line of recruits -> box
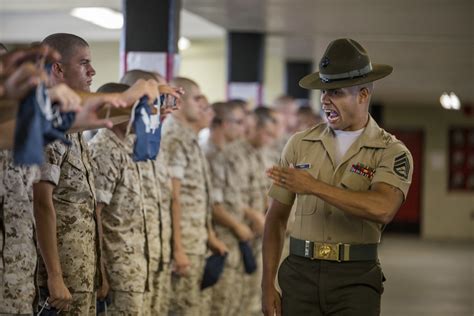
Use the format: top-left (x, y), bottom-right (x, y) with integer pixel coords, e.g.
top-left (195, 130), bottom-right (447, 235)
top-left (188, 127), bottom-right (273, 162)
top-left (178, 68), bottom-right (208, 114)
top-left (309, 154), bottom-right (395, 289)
top-left (0, 33), bottom-right (320, 315)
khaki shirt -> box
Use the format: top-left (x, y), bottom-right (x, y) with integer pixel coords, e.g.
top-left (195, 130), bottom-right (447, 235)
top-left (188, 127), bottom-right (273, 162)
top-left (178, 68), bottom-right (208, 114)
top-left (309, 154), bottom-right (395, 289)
top-left (0, 150), bottom-right (39, 314)
top-left (268, 116), bottom-right (413, 244)
top-left (89, 129), bottom-right (149, 292)
top-left (161, 117), bottom-right (211, 256)
top-left (38, 133), bottom-right (99, 292)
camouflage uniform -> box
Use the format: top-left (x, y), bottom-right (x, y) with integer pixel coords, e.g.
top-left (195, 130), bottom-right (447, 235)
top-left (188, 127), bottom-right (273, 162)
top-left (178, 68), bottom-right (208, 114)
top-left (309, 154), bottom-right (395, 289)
top-left (161, 117), bottom-right (212, 316)
top-left (203, 140), bottom-right (247, 316)
top-left (153, 154), bottom-right (173, 315)
top-left (0, 150), bottom-right (39, 315)
top-left (127, 134), bottom-right (163, 316)
top-left (37, 133), bottom-right (99, 315)
top-left (224, 139), bottom-right (268, 316)
top-left (88, 129), bottom-right (149, 315)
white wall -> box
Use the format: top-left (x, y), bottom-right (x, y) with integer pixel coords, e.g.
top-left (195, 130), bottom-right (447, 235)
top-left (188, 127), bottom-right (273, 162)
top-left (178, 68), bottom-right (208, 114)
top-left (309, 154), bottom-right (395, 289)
top-left (89, 41), bottom-right (121, 91)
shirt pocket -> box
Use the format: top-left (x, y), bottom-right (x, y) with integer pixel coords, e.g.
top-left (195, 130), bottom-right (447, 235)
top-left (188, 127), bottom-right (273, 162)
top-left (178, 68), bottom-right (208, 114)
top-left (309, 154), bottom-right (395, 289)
top-left (295, 163), bottom-right (320, 215)
top-left (340, 172), bottom-right (372, 191)
top-left (65, 154), bottom-right (86, 174)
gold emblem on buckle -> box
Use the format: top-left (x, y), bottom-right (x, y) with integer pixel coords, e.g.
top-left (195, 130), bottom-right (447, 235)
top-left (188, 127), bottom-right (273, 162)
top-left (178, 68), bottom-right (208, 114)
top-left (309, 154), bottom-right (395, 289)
top-left (314, 243), bottom-right (341, 261)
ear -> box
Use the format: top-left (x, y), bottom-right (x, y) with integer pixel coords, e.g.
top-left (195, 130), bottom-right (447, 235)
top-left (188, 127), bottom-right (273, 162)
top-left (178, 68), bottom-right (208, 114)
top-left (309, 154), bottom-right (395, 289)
top-left (50, 62), bottom-right (64, 79)
top-left (358, 87), bottom-right (370, 104)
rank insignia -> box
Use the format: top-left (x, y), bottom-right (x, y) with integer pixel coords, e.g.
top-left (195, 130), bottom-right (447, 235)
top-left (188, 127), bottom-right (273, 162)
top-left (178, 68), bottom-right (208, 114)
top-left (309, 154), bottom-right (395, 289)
top-left (350, 163), bottom-right (375, 180)
top-left (393, 153), bottom-right (410, 179)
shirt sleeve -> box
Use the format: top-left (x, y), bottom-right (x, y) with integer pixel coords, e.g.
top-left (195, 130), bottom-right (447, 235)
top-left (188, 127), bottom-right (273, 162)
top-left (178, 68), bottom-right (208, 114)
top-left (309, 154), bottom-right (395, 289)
top-left (166, 139), bottom-right (187, 180)
top-left (39, 141), bottom-right (67, 186)
top-left (267, 135), bottom-right (297, 206)
top-left (90, 146), bottom-right (121, 205)
top-left (371, 141), bottom-right (413, 200)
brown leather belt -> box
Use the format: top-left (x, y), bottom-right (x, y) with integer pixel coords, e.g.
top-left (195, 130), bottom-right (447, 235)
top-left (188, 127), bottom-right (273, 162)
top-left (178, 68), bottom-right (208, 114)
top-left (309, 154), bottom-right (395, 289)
top-left (289, 237), bottom-right (378, 262)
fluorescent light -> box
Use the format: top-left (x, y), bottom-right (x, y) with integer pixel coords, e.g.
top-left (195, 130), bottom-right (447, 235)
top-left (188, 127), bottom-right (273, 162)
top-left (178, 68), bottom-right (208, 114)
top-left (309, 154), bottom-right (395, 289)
top-left (70, 7), bottom-right (123, 29)
top-left (178, 37), bottom-right (191, 50)
top-left (449, 92), bottom-right (461, 110)
top-left (440, 92), bottom-right (461, 110)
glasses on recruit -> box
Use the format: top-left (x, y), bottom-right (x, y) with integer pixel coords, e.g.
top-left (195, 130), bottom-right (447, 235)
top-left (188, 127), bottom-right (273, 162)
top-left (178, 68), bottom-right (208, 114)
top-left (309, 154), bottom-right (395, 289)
top-left (160, 94), bottom-right (177, 110)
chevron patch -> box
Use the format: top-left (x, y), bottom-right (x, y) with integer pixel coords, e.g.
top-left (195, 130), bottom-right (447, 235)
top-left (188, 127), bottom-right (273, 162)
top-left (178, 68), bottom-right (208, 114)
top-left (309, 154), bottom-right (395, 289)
top-left (393, 153), bottom-right (410, 179)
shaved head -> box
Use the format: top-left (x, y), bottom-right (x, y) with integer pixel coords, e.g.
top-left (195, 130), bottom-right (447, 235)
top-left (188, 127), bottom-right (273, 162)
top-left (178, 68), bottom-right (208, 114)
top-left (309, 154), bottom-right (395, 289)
top-left (42, 33), bottom-right (89, 63)
top-left (121, 69), bottom-right (163, 85)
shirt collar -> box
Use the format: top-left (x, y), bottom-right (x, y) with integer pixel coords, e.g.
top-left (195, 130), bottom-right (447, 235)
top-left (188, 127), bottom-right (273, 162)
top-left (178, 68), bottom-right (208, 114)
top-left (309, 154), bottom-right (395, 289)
top-left (302, 115), bottom-right (387, 149)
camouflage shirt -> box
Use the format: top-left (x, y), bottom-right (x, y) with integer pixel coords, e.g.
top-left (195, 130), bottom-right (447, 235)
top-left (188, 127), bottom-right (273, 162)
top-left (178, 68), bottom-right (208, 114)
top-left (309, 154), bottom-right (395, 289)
top-left (0, 150), bottom-right (39, 314)
top-left (224, 139), bottom-right (269, 214)
top-left (203, 140), bottom-right (244, 267)
top-left (154, 154), bottom-right (172, 265)
top-left (89, 129), bottom-right (148, 292)
top-left (161, 117), bottom-right (211, 256)
top-left (38, 133), bottom-right (99, 292)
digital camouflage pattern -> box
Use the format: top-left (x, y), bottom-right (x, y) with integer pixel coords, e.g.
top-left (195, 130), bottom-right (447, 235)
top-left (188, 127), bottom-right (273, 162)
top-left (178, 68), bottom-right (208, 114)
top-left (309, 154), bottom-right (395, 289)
top-left (154, 154), bottom-right (172, 266)
top-left (0, 150), bottom-right (39, 314)
top-left (203, 140), bottom-right (247, 316)
top-left (223, 139), bottom-right (268, 316)
top-left (161, 117), bottom-right (211, 256)
top-left (37, 133), bottom-right (99, 294)
top-left (89, 129), bottom-right (148, 293)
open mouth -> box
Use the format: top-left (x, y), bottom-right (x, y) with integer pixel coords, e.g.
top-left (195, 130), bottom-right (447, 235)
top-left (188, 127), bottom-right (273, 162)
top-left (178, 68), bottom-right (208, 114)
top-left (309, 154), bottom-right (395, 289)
top-left (324, 109), bottom-right (340, 123)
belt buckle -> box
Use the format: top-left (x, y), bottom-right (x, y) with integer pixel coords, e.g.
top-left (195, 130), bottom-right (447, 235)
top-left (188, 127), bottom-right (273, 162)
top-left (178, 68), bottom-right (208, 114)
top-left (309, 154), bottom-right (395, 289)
top-left (313, 243), bottom-right (341, 261)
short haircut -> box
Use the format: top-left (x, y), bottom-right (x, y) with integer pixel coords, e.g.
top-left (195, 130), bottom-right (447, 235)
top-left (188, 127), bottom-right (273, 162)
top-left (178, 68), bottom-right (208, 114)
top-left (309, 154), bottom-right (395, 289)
top-left (253, 106), bottom-right (277, 128)
top-left (227, 99), bottom-right (247, 107)
top-left (96, 82), bottom-right (130, 93)
top-left (42, 33), bottom-right (89, 62)
top-left (273, 95), bottom-right (296, 110)
top-left (211, 101), bottom-right (244, 128)
top-left (170, 77), bottom-right (198, 96)
top-left (120, 69), bottom-right (158, 85)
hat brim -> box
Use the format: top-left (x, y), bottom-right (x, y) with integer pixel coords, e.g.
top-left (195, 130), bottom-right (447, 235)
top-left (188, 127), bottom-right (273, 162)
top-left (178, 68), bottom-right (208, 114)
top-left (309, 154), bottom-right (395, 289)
top-left (299, 64), bottom-right (393, 90)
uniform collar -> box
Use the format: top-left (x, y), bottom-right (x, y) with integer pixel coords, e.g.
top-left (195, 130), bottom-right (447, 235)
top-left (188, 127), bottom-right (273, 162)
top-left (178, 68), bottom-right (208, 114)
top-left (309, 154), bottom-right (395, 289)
top-left (99, 128), bottom-right (129, 150)
top-left (302, 115), bottom-right (387, 149)
top-left (169, 115), bottom-right (198, 142)
top-left (302, 115), bottom-right (387, 169)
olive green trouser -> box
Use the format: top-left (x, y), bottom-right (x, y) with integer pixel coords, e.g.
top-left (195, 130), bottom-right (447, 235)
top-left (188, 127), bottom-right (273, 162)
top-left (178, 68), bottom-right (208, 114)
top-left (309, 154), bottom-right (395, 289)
top-left (278, 254), bottom-right (385, 316)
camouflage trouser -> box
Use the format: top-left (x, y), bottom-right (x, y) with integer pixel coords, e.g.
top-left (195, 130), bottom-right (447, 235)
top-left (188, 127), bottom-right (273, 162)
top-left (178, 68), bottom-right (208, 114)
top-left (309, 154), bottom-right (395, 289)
top-left (106, 290), bottom-right (144, 315)
top-left (238, 238), bottom-right (262, 316)
top-left (209, 261), bottom-right (246, 316)
top-left (156, 264), bottom-right (172, 315)
top-left (169, 254), bottom-right (205, 316)
top-left (143, 264), bottom-right (172, 316)
top-left (0, 270), bottom-right (35, 315)
top-left (38, 288), bottom-right (96, 316)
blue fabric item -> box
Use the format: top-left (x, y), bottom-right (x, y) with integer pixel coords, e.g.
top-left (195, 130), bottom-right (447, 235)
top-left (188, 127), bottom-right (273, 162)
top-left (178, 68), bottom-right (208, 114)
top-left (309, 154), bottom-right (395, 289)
top-left (200, 253), bottom-right (227, 290)
top-left (132, 96), bottom-right (161, 161)
top-left (96, 294), bottom-right (112, 315)
top-left (43, 111), bottom-right (75, 145)
top-left (239, 241), bottom-right (257, 274)
top-left (13, 83), bottom-right (75, 165)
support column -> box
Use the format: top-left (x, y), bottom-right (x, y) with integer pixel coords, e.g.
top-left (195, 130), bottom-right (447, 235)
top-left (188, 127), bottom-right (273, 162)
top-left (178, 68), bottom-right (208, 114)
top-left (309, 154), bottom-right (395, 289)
top-left (227, 32), bottom-right (265, 105)
top-left (285, 60), bottom-right (312, 101)
top-left (121, 0), bottom-right (181, 81)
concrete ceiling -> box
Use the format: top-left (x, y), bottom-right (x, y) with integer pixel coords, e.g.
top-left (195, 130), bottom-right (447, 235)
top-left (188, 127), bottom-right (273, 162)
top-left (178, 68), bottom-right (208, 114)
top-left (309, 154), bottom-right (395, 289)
top-left (0, 0), bottom-right (472, 107)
